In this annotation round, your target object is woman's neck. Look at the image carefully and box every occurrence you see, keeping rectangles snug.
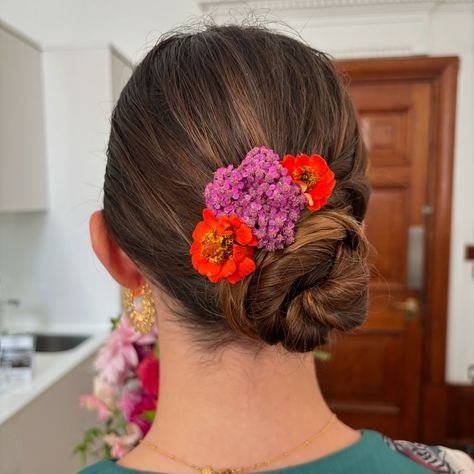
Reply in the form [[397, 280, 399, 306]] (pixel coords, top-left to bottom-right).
[[154, 328, 332, 444], [119, 295, 360, 474], [118, 311, 360, 472]]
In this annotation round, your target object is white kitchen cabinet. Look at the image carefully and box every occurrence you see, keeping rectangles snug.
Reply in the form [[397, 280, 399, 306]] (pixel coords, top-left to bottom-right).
[[0, 351, 101, 474], [0, 23, 48, 212]]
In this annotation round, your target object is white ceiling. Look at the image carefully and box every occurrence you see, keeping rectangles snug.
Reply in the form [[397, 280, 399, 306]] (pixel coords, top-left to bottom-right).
[[0, 0, 200, 62]]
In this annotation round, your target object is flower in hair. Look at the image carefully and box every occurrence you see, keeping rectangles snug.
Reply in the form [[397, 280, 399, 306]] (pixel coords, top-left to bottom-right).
[[204, 146, 307, 251], [191, 146, 336, 284], [280, 154, 336, 211], [190, 208, 257, 283]]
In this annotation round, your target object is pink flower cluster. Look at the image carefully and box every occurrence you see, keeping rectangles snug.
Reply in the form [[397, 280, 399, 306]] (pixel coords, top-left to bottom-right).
[[204, 146, 307, 251], [94, 315, 155, 386], [78, 315, 159, 460]]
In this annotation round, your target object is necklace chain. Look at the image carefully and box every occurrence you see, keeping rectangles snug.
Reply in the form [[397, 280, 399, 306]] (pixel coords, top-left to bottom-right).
[[140, 413, 337, 474]]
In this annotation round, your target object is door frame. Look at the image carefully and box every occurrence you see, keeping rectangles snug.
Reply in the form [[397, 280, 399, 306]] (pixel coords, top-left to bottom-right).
[[335, 56, 459, 443]]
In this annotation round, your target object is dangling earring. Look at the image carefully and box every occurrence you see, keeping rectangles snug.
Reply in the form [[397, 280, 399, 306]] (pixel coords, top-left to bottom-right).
[[122, 283, 155, 334]]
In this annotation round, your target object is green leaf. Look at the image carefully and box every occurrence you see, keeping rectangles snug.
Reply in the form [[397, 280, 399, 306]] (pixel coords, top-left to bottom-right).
[[110, 317, 120, 330], [73, 427, 105, 465], [141, 410, 156, 422], [154, 342, 160, 359], [313, 350, 331, 362], [103, 442, 112, 460], [73, 444, 87, 467]]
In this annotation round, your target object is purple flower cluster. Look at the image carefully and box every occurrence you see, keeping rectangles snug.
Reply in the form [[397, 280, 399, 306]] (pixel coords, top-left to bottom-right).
[[204, 146, 307, 251]]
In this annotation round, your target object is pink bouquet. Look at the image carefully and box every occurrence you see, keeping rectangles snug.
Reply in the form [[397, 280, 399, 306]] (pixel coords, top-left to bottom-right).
[[75, 314, 159, 464]]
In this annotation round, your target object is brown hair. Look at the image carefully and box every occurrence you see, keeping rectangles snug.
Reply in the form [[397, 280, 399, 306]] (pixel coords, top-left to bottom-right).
[[103, 23, 370, 353]]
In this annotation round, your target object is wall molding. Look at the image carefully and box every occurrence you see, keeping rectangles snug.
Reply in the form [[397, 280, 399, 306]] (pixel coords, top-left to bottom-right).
[[327, 45, 416, 58], [199, 0, 474, 13]]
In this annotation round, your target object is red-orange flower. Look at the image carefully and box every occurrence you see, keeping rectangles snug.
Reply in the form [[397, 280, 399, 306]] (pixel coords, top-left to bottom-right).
[[190, 208, 258, 284], [280, 154, 336, 211]]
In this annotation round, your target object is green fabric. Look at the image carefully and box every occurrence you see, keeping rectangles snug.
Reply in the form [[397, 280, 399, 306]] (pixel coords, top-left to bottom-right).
[[78, 430, 439, 473]]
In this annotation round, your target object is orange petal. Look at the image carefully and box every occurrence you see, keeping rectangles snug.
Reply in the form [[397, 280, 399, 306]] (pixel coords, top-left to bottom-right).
[[280, 155, 296, 174], [208, 273, 223, 283], [218, 258, 237, 279], [191, 249, 206, 268], [309, 155, 328, 174], [234, 224, 254, 246], [328, 178, 336, 192], [308, 198, 327, 211], [233, 244, 254, 263], [192, 257, 207, 272], [226, 273, 243, 284], [226, 257, 256, 284], [198, 260, 222, 277], [318, 168, 334, 184], [217, 226, 233, 239], [192, 221, 210, 241], [227, 215, 242, 228], [312, 181, 333, 198], [226, 258, 255, 283], [190, 241, 201, 255], [202, 208, 218, 226], [237, 257, 256, 277], [191, 247, 206, 269], [295, 154, 310, 167]]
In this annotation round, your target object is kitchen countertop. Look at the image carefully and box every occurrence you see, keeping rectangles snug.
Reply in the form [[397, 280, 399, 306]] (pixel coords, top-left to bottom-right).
[[0, 329, 108, 425]]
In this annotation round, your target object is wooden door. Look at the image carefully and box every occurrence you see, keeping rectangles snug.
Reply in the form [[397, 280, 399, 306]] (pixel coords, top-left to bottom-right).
[[317, 57, 458, 441]]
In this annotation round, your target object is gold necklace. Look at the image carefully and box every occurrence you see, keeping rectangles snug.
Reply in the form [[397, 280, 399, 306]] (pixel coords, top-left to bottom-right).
[[140, 413, 337, 474]]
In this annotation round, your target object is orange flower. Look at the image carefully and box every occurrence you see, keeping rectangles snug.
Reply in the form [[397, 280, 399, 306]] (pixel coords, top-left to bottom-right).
[[190, 208, 258, 284], [280, 154, 336, 211]]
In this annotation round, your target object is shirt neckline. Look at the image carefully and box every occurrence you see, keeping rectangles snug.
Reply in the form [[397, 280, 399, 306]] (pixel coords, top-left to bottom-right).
[[97, 429, 381, 474]]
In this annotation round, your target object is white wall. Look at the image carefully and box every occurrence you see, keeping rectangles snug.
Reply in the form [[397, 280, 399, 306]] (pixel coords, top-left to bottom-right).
[[0, 0, 200, 62], [42, 48, 128, 330], [0, 47, 132, 333]]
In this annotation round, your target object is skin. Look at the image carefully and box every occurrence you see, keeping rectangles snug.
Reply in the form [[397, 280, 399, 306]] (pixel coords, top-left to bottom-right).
[[90, 210, 361, 473]]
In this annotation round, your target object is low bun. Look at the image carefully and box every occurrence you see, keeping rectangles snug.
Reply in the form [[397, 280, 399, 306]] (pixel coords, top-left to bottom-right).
[[220, 209, 370, 352], [104, 24, 372, 353]]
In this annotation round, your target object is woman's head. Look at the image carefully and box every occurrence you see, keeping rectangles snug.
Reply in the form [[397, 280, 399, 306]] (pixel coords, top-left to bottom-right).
[[97, 23, 370, 353]]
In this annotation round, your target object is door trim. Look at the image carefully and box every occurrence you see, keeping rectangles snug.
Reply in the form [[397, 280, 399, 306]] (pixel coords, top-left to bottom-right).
[[335, 56, 459, 443]]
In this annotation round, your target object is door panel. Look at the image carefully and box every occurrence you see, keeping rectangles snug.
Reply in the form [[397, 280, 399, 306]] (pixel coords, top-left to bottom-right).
[[317, 80, 431, 438]]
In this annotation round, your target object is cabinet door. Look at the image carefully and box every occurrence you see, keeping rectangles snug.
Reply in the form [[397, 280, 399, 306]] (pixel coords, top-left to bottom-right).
[[0, 25, 48, 212]]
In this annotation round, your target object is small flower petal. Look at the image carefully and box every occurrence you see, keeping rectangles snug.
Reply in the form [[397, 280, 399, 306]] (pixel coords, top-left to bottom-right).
[[234, 224, 254, 246], [192, 221, 210, 240]]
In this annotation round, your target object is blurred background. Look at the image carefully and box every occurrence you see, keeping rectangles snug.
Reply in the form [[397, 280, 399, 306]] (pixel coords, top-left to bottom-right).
[[0, 1, 473, 473]]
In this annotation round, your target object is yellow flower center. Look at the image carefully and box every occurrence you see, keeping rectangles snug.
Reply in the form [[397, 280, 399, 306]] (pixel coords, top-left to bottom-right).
[[293, 166, 320, 192], [200, 229, 234, 264]]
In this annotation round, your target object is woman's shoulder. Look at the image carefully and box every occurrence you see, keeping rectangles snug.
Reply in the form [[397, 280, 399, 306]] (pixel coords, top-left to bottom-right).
[[289, 429, 474, 474], [345, 430, 474, 474], [77, 431, 474, 474], [379, 432, 474, 473]]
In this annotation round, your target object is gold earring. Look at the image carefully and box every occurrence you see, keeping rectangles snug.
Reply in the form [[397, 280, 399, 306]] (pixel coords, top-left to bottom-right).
[[122, 283, 155, 334]]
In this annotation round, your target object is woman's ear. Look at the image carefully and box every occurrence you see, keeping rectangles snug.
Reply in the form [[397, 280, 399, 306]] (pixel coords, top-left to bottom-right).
[[89, 210, 144, 290]]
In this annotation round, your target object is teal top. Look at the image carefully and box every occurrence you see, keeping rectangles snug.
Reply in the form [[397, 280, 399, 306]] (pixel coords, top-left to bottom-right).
[[78, 430, 473, 473]]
